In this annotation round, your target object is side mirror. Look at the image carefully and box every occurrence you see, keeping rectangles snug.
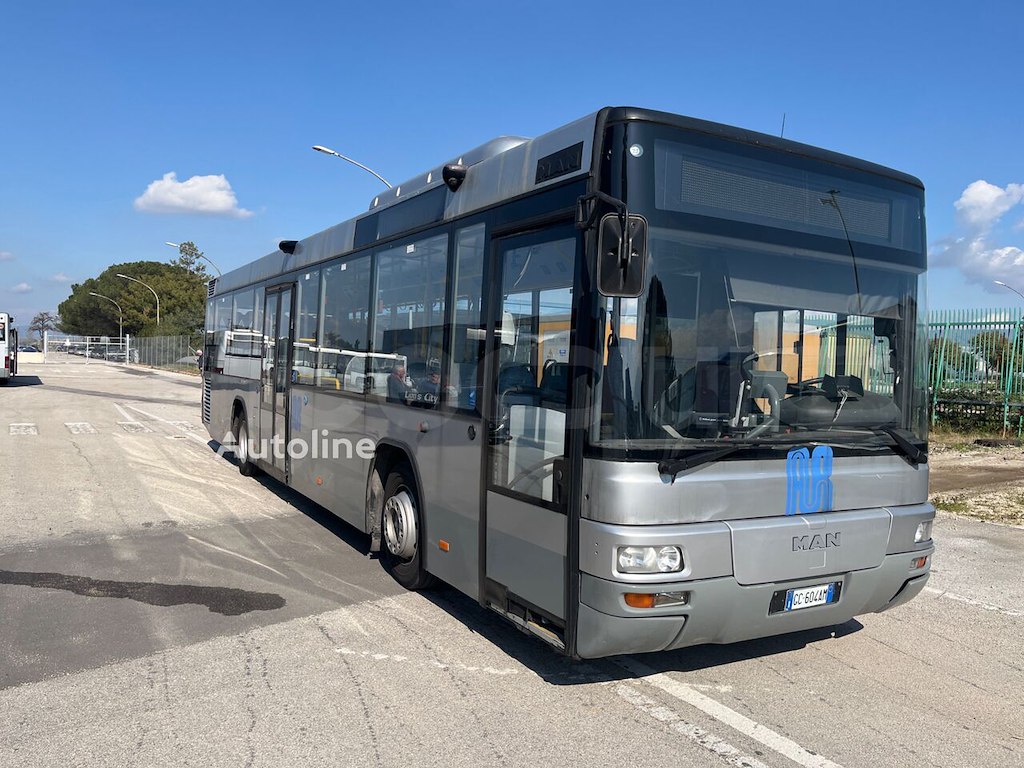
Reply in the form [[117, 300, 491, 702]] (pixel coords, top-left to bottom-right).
[[598, 213, 648, 297]]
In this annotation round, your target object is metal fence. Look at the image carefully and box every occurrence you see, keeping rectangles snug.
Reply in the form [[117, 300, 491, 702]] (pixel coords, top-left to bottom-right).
[[131, 335, 200, 374], [799, 309, 1024, 434], [42, 333, 200, 374], [926, 308, 1024, 434], [42, 334, 130, 363]]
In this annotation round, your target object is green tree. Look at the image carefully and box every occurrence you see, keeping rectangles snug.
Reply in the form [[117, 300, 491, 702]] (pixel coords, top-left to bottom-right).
[[170, 241, 210, 278], [58, 260, 207, 339]]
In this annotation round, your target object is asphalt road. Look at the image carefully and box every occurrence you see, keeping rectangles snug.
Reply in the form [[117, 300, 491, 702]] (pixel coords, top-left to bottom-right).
[[0, 361, 1021, 768]]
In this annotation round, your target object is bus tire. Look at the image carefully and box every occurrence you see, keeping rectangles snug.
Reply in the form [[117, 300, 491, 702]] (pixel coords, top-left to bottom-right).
[[381, 463, 436, 591], [234, 413, 258, 477]]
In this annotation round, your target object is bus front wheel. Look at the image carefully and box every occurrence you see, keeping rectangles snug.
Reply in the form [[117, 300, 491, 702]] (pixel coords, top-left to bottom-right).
[[381, 463, 435, 591]]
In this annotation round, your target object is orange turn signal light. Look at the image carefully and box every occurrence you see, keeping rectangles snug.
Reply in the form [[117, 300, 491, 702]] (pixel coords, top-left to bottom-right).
[[439, 539, 450, 552], [624, 593, 657, 609], [911, 556, 928, 570]]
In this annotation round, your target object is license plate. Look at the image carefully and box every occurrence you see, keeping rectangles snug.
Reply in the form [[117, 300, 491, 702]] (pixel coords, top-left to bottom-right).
[[784, 582, 838, 612]]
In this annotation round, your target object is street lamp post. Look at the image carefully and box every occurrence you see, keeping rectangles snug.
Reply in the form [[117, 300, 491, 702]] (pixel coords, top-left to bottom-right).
[[994, 280, 1024, 303], [165, 241, 223, 277], [311, 145, 392, 189], [117, 273, 160, 326], [88, 291, 123, 341]]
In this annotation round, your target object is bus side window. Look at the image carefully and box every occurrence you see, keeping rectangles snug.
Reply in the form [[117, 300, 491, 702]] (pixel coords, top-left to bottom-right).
[[491, 235, 575, 503], [449, 223, 486, 412], [319, 256, 372, 394], [292, 270, 321, 387], [373, 232, 449, 407]]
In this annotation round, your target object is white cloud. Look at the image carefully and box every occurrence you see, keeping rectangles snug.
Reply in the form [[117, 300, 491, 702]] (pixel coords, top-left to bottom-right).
[[0, 251, 14, 262], [133, 172, 253, 218], [932, 179, 1024, 292], [51, 272, 72, 283], [10, 282, 32, 294], [954, 180, 1024, 229]]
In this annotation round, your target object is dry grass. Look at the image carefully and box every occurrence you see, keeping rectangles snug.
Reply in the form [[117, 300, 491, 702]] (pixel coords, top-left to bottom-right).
[[929, 435, 1024, 526]]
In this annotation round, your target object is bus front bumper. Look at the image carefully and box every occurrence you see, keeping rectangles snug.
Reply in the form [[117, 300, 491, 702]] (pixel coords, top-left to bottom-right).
[[575, 549, 932, 659]]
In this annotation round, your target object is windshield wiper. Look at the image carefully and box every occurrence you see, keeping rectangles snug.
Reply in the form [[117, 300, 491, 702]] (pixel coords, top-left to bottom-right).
[[658, 445, 749, 482], [861, 425, 927, 465]]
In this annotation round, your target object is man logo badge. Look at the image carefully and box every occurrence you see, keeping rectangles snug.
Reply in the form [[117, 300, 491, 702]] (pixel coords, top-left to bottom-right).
[[793, 533, 841, 551]]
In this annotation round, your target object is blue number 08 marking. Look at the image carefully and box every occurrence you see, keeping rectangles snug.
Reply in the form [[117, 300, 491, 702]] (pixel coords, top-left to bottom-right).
[[786, 445, 834, 515]]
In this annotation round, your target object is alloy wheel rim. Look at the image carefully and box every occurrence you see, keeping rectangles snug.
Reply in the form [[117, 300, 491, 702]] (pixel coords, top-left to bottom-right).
[[383, 489, 417, 560]]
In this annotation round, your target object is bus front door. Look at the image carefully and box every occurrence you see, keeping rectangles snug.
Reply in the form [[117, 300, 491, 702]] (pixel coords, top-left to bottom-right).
[[484, 226, 577, 632], [260, 285, 293, 480]]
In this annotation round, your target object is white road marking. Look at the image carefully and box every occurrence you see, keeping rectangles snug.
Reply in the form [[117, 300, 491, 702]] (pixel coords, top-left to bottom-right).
[[184, 534, 288, 578], [118, 422, 153, 433], [170, 420, 197, 431], [615, 684, 770, 768], [112, 403, 135, 421], [9, 423, 38, 435], [332, 646, 519, 676], [617, 658, 845, 768], [124, 404, 210, 447], [65, 422, 98, 435], [923, 586, 1024, 619]]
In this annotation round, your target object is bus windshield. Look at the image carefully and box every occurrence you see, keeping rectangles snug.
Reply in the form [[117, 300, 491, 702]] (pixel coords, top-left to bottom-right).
[[594, 126, 928, 453]]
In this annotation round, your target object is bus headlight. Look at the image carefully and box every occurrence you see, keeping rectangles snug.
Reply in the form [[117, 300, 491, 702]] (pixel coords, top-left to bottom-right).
[[617, 545, 683, 574], [914, 521, 933, 543]]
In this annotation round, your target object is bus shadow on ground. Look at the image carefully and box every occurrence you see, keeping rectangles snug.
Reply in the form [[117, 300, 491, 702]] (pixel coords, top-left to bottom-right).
[[3, 375, 43, 387], [420, 585, 865, 685]]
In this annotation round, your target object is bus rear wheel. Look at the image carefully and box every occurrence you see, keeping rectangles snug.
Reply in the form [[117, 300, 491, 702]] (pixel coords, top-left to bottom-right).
[[381, 463, 435, 591], [233, 414, 258, 477]]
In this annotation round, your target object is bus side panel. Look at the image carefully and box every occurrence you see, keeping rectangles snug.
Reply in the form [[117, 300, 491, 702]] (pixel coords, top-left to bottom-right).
[[289, 388, 369, 530], [206, 372, 235, 443], [364, 400, 481, 598], [207, 373, 258, 445]]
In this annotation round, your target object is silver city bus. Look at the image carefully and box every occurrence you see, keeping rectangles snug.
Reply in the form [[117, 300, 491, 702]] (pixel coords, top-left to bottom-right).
[[204, 107, 934, 658], [0, 312, 18, 385]]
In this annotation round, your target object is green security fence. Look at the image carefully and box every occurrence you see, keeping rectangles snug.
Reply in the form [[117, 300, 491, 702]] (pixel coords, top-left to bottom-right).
[[809, 308, 1024, 435], [927, 308, 1024, 435]]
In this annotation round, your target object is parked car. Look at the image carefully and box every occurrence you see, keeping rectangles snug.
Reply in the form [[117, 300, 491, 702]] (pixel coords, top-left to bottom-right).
[[17, 345, 40, 353]]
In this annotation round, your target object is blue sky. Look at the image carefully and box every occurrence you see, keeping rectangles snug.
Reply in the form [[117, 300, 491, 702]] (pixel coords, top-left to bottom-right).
[[2, 1, 1023, 327]]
